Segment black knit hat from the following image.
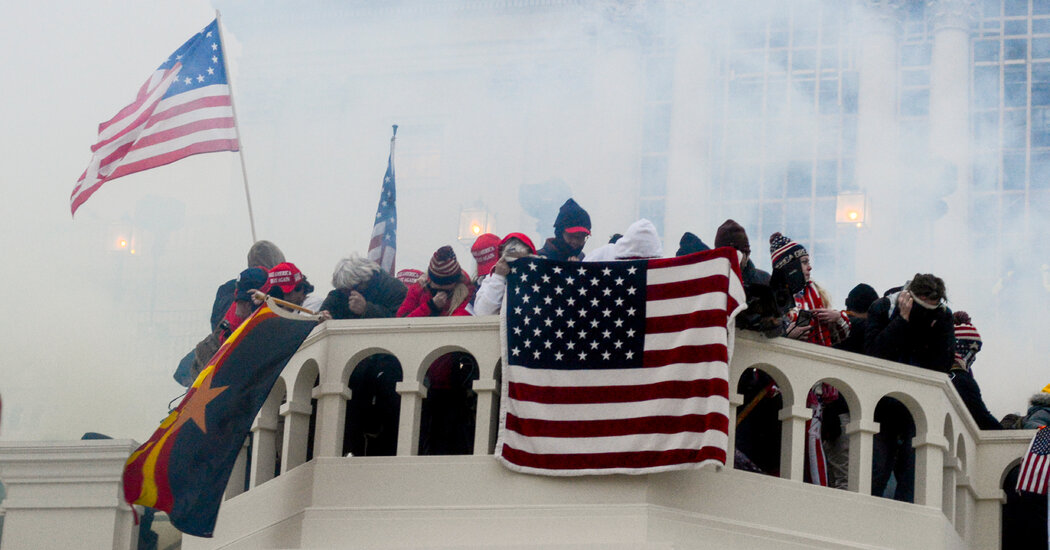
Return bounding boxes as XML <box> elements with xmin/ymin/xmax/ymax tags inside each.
<box><xmin>676</xmin><ymin>232</ymin><xmax>711</xmax><ymax>256</ymax></box>
<box><xmin>553</xmin><ymin>198</ymin><xmax>591</xmax><ymax>238</ymax></box>
<box><xmin>845</xmin><ymin>283</ymin><xmax>878</xmax><ymax>313</ymax></box>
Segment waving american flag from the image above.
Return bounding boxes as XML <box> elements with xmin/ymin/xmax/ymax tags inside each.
<box><xmin>71</xmin><ymin>19</ymin><xmax>238</xmax><ymax>215</ymax></box>
<box><xmin>496</xmin><ymin>247</ymin><xmax>746</xmax><ymax>475</ymax></box>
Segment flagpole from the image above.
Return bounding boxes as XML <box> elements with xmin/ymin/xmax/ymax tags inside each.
<box><xmin>215</xmin><ymin>9</ymin><xmax>258</xmax><ymax>244</ymax></box>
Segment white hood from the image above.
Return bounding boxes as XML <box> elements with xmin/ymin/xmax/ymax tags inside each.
<box><xmin>613</xmin><ymin>219</ymin><xmax>663</xmax><ymax>260</ymax></box>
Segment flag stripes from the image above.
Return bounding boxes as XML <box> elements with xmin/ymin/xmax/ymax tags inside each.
<box><xmin>497</xmin><ymin>248</ymin><xmax>746</xmax><ymax>476</ymax></box>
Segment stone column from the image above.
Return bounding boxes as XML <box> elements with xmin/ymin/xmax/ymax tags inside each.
<box><xmin>0</xmin><ymin>440</ymin><xmax>139</xmax><ymax>550</ymax></box>
<box><xmin>854</xmin><ymin>0</ymin><xmax>903</xmax><ymax>276</ymax></box>
<box><xmin>395</xmin><ymin>381</ymin><xmax>428</xmax><ymax>456</ymax></box>
<box><xmin>847</xmin><ymin>419</ymin><xmax>878</xmax><ymax>494</ymax></box>
<box><xmin>279</xmin><ymin>400</ymin><xmax>313</xmax><ymax>473</ymax></box>
<box><xmin>778</xmin><ymin>405</ymin><xmax>811</xmax><ymax>481</ymax></box>
<box><xmin>225</xmin><ymin>437</ymin><xmax>250</xmax><ymax>499</ymax></box>
<box><xmin>941</xmin><ymin>455</ymin><xmax>959</xmax><ymax>521</ymax></box>
<box><xmin>727</xmin><ymin>391</ymin><xmax>745</xmax><ymax>460</ymax></box>
<box><xmin>312</xmin><ymin>382</ymin><xmax>351</xmax><ymax>458</ymax></box>
<box><xmin>928</xmin><ymin>0</ymin><xmax>975</xmax><ymax>277</ymax></box>
<box><xmin>249</xmin><ymin>414</ymin><xmax>279</xmax><ymax>487</ymax></box>
<box><xmin>913</xmin><ymin>433</ymin><xmax>948</xmax><ymax>507</ymax></box>
<box><xmin>472</xmin><ymin>378</ymin><xmax>499</xmax><ymax>455</ymax></box>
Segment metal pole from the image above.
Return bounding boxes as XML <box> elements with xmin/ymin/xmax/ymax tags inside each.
<box><xmin>215</xmin><ymin>9</ymin><xmax>258</xmax><ymax>243</ymax></box>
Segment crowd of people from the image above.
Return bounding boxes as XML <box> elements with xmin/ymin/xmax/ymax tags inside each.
<box><xmin>182</xmin><ymin>197</ymin><xmax>1048</xmax><ymax>529</ymax></box>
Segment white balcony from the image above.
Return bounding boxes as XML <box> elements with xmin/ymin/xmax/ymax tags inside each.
<box><xmin>0</xmin><ymin>318</ymin><xmax>1038</xmax><ymax>549</ymax></box>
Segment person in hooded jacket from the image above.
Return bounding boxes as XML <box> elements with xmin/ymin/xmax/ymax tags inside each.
<box><xmin>210</xmin><ymin>240</ymin><xmax>285</xmax><ymax>330</ymax></box>
<box><xmin>610</xmin><ymin>218</ymin><xmax>662</xmax><ymax>260</ymax></box>
<box><xmin>537</xmin><ymin>198</ymin><xmax>591</xmax><ymax>261</ymax></box>
<box><xmin>863</xmin><ymin>274</ymin><xmax>955</xmax><ymax>372</ymax></box>
<box><xmin>834</xmin><ymin>283</ymin><xmax>879</xmax><ymax>354</ymax></box>
<box><xmin>1023</xmin><ymin>384</ymin><xmax>1050</xmax><ymax>429</ymax></box>
<box><xmin>398</xmin><ymin>246</ymin><xmax>474</xmax><ymax>317</ymax></box>
<box><xmin>582</xmin><ymin>233</ymin><xmax>623</xmax><ymax>262</ymax></box>
<box><xmin>676</xmin><ymin>231</ymin><xmax>710</xmax><ymax>256</ymax></box>
<box><xmin>716</xmin><ymin>220</ymin><xmax>770</xmax><ymax>286</ymax></box>
<box><xmin>472</xmin><ymin>233</ymin><xmax>536</xmax><ymax>316</ymax></box>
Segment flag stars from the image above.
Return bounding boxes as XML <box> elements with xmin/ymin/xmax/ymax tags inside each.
<box><xmin>555</xmin><ymin>307</ymin><xmax>564</xmax><ymax>317</ymax></box>
<box><xmin>566</xmin><ymin>319</ymin><xmax>576</xmax><ymax>328</ymax></box>
<box><xmin>577</xmin><ymin>308</ymin><xmax>587</xmax><ymax>317</ymax></box>
<box><xmin>614</xmin><ymin>340</ymin><xmax>623</xmax><ymax>349</ymax></box>
<box><xmin>602</xmin><ymin>351</ymin><xmax>611</xmax><ymax>360</ymax></box>
<box><xmin>512</xmin><ymin>347</ymin><xmax>520</xmax><ymax>356</ymax></box>
<box><xmin>590</xmin><ymin>341</ymin><xmax>599</xmax><ymax>350</ymax></box>
<box><xmin>196</xmin><ymin>74</ymin><xmax>204</xmax><ymax>82</ymax></box>
<box><xmin>542</xmin><ymin>274</ymin><xmax>550</xmax><ymax>283</ymax></box>
<box><xmin>566</xmin><ymin>341</ymin><xmax>576</xmax><ymax>350</ymax></box>
<box><xmin>543</xmin><ymin>296</ymin><xmax>552</xmax><ymax>305</ymax></box>
<box><xmin>578</xmin><ymin>351</ymin><xmax>588</xmax><ymax>360</ymax></box>
<box><xmin>552</xmin><ymin>266</ymin><xmax>562</xmax><ymax>275</ymax></box>
<box><xmin>211</xmin><ymin>42</ymin><xmax>218</xmax><ymax>50</ymax></box>
<box><xmin>533</xmin><ymin>350</ymin><xmax>542</xmax><ymax>359</ymax></box>
<box><xmin>544</xmin><ymin>318</ymin><xmax>553</xmax><ymax>327</ymax></box>
<box><xmin>520</xmin><ymin>273</ymin><xmax>529</xmax><ymax>282</ymax></box>
<box><xmin>522</xmin><ymin>295</ymin><xmax>531</xmax><ymax>304</ymax></box>
<box><xmin>528</xmin><ymin>262</ymin><xmax>538</xmax><ymax>271</ymax></box>
<box><xmin>615</xmin><ymin>297</ymin><xmax>624</xmax><ymax>306</ymax></box>
<box><xmin>578</xmin><ymin>329</ymin><xmax>588</xmax><ymax>339</ymax></box>
<box><xmin>590</xmin><ymin>298</ymin><xmax>599</xmax><ymax>307</ymax></box>
<box><xmin>533</xmin><ymin>327</ymin><xmax>542</xmax><ymax>337</ymax></box>
<box><xmin>626</xmin><ymin>307</ymin><xmax>636</xmax><ymax>316</ymax></box>
<box><xmin>602</xmin><ymin>267</ymin><xmax>612</xmax><ymax>276</ymax></box>
<box><xmin>602</xmin><ymin>309</ymin><xmax>612</xmax><ymax>318</ymax></box>
<box><xmin>627</xmin><ymin>266</ymin><xmax>638</xmax><ymax>275</ymax></box>
<box><xmin>532</xmin><ymin>284</ymin><xmax>540</xmax><ymax>293</ymax></box>
<box><xmin>554</xmin><ymin>286</ymin><xmax>564</xmax><ymax>295</ymax></box>
<box><xmin>590</xmin><ymin>319</ymin><xmax>599</xmax><ymax>328</ymax></box>
<box><xmin>614</xmin><ymin>277</ymin><xmax>624</xmax><ymax>285</ymax></box>
<box><xmin>626</xmin><ymin>329</ymin><xmax>636</xmax><ymax>338</ymax></box>
<box><xmin>566</xmin><ymin>276</ymin><xmax>575</xmax><ymax>286</ymax></box>
<box><xmin>567</xmin><ymin>297</ymin><xmax>576</xmax><ymax>306</ymax></box>
<box><xmin>590</xmin><ymin>277</ymin><xmax>600</xmax><ymax>286</ymax></box>
<box><xmin>544</xmin><ymin>340</ymin><xmax>552</xmax><ymax>349</ymax></box>
<box><xmin>578</xmin><ymin>267</ymin><xmax>587</xmax><ymax>276</ymax></box>
<box><xmin>602</xmin><ymin>330</ymin><xmax>611</xmax><ymax>338</ymax></box>
<box><xmin>554</xmin><ymin>329</ymin><xmax>564</xmax><ymax>339</ymax></box>
<box><xmin>183</xmin><ymin>77</ymin><xmax>192</xmax><ymax>84</ymax></box>
<box><xmin>522</xmin><ymin>316</ymin><xmax>531</xmax><ymax>325</ymax></box>
<box><xmin>513</xmin><ymin>327</ymin><xmax>522</xmax><ymax>336</ymax></box>
<box><xmin>533</xmin><ymin>306</ymin><xmax>542</xmax><ymax>315</ymax></box>
<box><xmin>602</xmin><ymin>288</ymin><xmax>612</xmax><ymax>296</ymax></box>
<box><xmin>614</xmin><ymin>319</ymin><xmax>624</xmax><ymax>327</ymax></box>
<box><xmin>554</xmin><ymin>351</ymin><xmax>564</xmax><ymax>360</ymax></box>
<box><xmin>627</xmin><ymin>287</ymin><xmax>637</xmax><ymax>295</ymax></box>
<box><xmin>578</xmin><ymin>287</ymin><xmax>587</xmax><ymax>296</ymax></box>
<box><xmin>625</xmin><ymin>351</ymin><xmax>635</xmax><ymax>360</ymax></box>
<box><xmin>523</xmin><ymin>339</ymin><xmax>532</xmax><ymax>348</ymax></box>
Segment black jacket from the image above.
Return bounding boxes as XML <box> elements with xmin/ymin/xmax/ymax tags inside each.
<box><xmin>537</xmin><ymin>237</ymin><xmax>585</xmax><ymax>261</ymax></box>
<box><xmin>834</xmin><ymin>314</ymin><xmax>867</xmax><ymax>354</ymax></box>
<box><xmin>321</xmin><ymin>269</ymin><xmax>407</xmax><ymax>320</ymax></box>
<box><xmin>949</xmin><ymin>368</ymin><xmax>1004</xmax><ymax>430</ymax></box>
<box><xmin>864</xmin><ymin>296</ymin><xmax>955</xmax><ymax>373</ymax></box>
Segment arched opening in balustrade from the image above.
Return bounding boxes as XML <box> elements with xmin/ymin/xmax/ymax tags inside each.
<box><xmin>1001</xmin><ymin>458</ymin><xmax>1048</xmax><ymax>550</ymax></box>
<box><xmin>305</xmin><ymin>375</ymin><xmax>319</xmax><ymax>462</ymax></box>
<box><xmin>871</xmin><ymin>395</ymin><xmax>918</xmax><ymax>503</ymax></box>
<box><xmin>343</xmin><ymin>353</ymin><xmax>402</xmax><ymax>457</ymax></box>
<box><xmin>941</xmin><ymin>414</ymin><xmax>955</xmax><ymax>520</ymax></box>
<box><xmin>954</xmin><ymin>436</ymin><xmax>967</xmax><ymax>533</ymax></box>
<box><xmin>419</xmin><ymin>351</ymin><xmax>479</xmax><ymax>455</ymax></box>
<box><xmin>805</xmin><ymin>378</ymin><xmax>855</xmax><ymax>491</ymax></box>
<box><xmin>734</xmin><ymin>365</ymin><xmax>790</xmax><ymax>477</ymax></box>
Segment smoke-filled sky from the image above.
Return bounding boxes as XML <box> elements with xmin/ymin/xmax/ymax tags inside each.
<box><xmin>0</xmin><ymin>0</ymin><xmax>1046</xmax><ymax>442</ymax></box>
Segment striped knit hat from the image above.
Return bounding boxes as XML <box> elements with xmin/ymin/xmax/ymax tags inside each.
<box><xmin>769</xmin><ymin>232</ymin><xmax>807</xmax><ymax>270</ymax></box>
<box><xmin>953</xmin><ymin>311</ymin><xmax>982</xmax><ymax>366</ymax></box>
<box><xmin>428</xmin><ymin>245</ymin><xmax>462</xmax><ymax>285</ymax></box>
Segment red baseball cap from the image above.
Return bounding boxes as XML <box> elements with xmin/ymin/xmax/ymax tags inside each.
<box><xmin>263</xmin><ymin>262</ymin><xmax>304</xmax><ymax>293</ymax></box>
<box><xmin>471</xmin><ymin>233</ymin><xmax>501</xmax><ymax>277</ymax></box>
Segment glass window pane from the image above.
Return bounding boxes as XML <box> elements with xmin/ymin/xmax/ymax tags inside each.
<box><xmin>974</xmin><ymin>111</ymin><xmax>1000</xmax><ymax>145</ymax></box>
<box><xmin>1034</xmin><ymin>37</ymin><xmax>1050</xmax><ymax>58</ymax></box>
<box><xmin>1032</xmin><ymin>108</ymin><xmax>1050</xmax><ymax>145</ymax></box>
<box><xmin>761</xmin><ymin>203</ymin><xmax>784</xmax><ymax>239</ymax></box>
<box><xmin>840</xmin><ymin>159</ymin><xmax>856</xmax><ymax>190</ymax></box>
<box><xmin>842</xmin><ymin>71</ymin><xmax>859</xmax><ymax>114</ymax></box>
<box><xmin>984</xmin><ymin>0</ymin><xmax>1002</xmax><ymax>17</ymax></box>
<box><xmin>1034</xmin><ymin>18</ymin><xmax>1050</xmax><ymax>33</ymax></box>
<box><xmin>901</xmin><ymin>89</ymin><xmax>930</xmax><ymax>116</ymax></box>
<box><xmin>1005</xmin><ymin>38</ymin><xmax>1028</xmax><ymax>60</ymax></box>
<box><xmin>792</xmin><ymin>49</ymin><xmax>816</xmax><ymax>71</ymax></box>
<box><xmin>1036</xmin><ymin>0</ymin><xmax>1050</xmax><ymax>14</ymax></box>
<box><xmin>973</xmin><ymin>157</ymin><xmax>999</xmax><ymax>191</ymax></box>
<box><xmin>783</xmin><ymin>205</ymin><xmax>811</xmax><ymax>241</ymax></box>
<box><xmin>1003</xmin><ymin>153</ymin><xmax>1027</xmax><ymax>189</ymax></box>
<box><xmin>814</xmin><ymin>198</ymin><xmax>836</xmax><ymax>237</ymax></box>
<box><xmin>1004</xmin><ymin>109</ymin><xmax>1028</xmax><ymax>147</ymax></box>
<box><xmin>1006</xmin><ymin>0</ymin><xmax>1030</xmax><ymax>16</ymax></box>
<box><xmin>794</xmin><ymin>29</ymin><xmax>818</xmax><ymax>48</ymax></box>
<box><xmin>729</xmin><ymin>79</ymin><xmax>764</xmax><ymax>117</ymax></box>
<box><xmin>1030</xmin><ymin>151</ymin><xmax>1050</xmax><ymax>186</ymax></box>
<box><xmin>763</xmin><ymin>163</ymin><xmax>786</xmax><ymax>199</ymax></box>
<box><xmin>725</xmin><ymin>163</ymin><xmax>760</xmax><ymax>200</ymax></box>
<box><xmin>974</xmin><ymin>66</ymin><xmax>1001</xmax><ymax>109</ymax></box>
<box><xmin>821</xmin><ymin>48</ymin><xmax>838</xmax><ymax>70</ymax></box>
<box><xmin>1004</xmin><ymin>65</ymin><xmax>1028</xmax><ymax>107</ymax></box>
<box><xmin>975</xmin><ymin>40</ymin><xmax>1002</xmax><ymax>62</ymax></box>
<box><xmin>902</xmin><ymin>43</ymin><xmax>931</xmax><ymax>67</ymax></box>
<box><xmin>1006</xmin><ymin>19</ymin><xmax>1029</xmax><ymax>35</ymax></box>
<box><xmin>815</xmin><ymin>160</ymin><xmax>837</xmax><ymax>196</ymax></box>
<box><xmin>770</xmin><ymin>31</ymin><xmax>788</xmax><ymax>48</ymax></box>
<box><xmin>819</xmin><ymin>83</ymin><xmax>839</xmax><ymax>114</ymax></box>
<box><xmin>787</xmin><ymin>161</ymin><xmax>812</xmax><ymax>198</ymax></box>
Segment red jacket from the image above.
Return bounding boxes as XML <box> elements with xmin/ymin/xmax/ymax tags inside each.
<box><xmin>397</xmin><ymin>280</ymin><xmax>474</xmax><ymax>317</ymax></box>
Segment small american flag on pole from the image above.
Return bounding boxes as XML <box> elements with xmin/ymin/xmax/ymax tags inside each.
<box><xmin>1017</xmin><ymin>426</ymin><xmax>1050</xmax><ymax>495</ymax></box>
<box><xmin>496</xmin><ymin>247</ymin><xmax>746</xmax><ymax>475</ymax></box>
<box><xmin>367</xmin><ymin>126</ymin><xmax>398</xmax><ymax>274</ymax></box>
<box><xmin>71</xmin><ymin>19</ymin><xmax>239</xmax><ymax>216</ymax></box>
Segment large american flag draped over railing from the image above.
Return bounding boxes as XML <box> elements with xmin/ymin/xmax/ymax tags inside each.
<box><xmin>367</xmin><ymin>126</ymin><xmax>398</xmax><ymax>274</ymax></box>
<box><xmin>70</xmin><ymin>19</ymin><xmax>239</xmax><ymax>216</ymax></box>
<box><xmin>496</xmin><ymin>247</ymin><xmax>747</xmax><ymax>475</ymax></box>
<box><xmin>1017</xmin><ymin>426</ymin><xmax>1050</xmax><ymax>495</ymax></box>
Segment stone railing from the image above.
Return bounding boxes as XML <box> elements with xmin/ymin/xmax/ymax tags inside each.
<box><xmin>229</xmin><ymin>317</ymin><xmax>1033</xmax><ymax>548</ymax></box>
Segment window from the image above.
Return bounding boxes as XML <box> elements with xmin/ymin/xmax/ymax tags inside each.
<box><xmin>975</xmin><ymin>40</ymin><xmax>1002</xmax><ymax>62</ymax></box>
<box><xmin>1006</xmin><ymin>19</ymin><xmax>1029</xmax><ymax>35</ymax></box>
<box><xmin>1003</xmin><ymin>152</ymin><xmax>1027</xmax><ymax>189</ymax></box>
<box><xmin>787</xmin><ymin>161</ymin><xmax>812</xmax><ymax>198</ymax></box>
<box><xmin>1005</xmin><ymin>0</ymin><xmax>1030</xmax><ymax>16</ymax></box>
<box><xmin>640</xmin><ymin>156</ymin><xmax>668</xmax><ymax>197</ymax></box>
<box><xmin>816</xmin><ymin>160</ymin><xmax>837</xmax><ymax>196</ymax></box>
<box><xmin>1031</xmin><ymin>108</ymin><xmax>1050</xmax><ymax>145</ymax></box>
<box><xmin>1005</xmin><ymin>38</ymin><xmax>1028</xmax><ymax>61</ymax></box>
<box><xmin>974</xmin><ymin>66</ymin><xmax>1001</xmax><ymax>109</ymax></box>
<box><xmin>901</xmin><ymin>89</ymin><xmax>930</xmax><ymax>116</ymax></box>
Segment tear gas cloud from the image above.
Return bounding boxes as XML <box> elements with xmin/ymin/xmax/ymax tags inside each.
<box><xmin>0</xmin><ymin>0</ymin><xmax>1045</xmax><ymax>441</ymax></box>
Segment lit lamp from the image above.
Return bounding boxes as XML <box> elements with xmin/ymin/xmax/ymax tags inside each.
<box><xmin>110</xmin><ymin>224</ymin><xmax>135</xmax><ymax>253</ymax></box>
<box><xmin>458</xmin><ymin>206</ymin><xmax>493</xmax><ymax>243</ymax></box>
<box><xmin>836</xmin><ymin>192</ymin><xmax>867</xmax><ymax>228</ymax></box>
